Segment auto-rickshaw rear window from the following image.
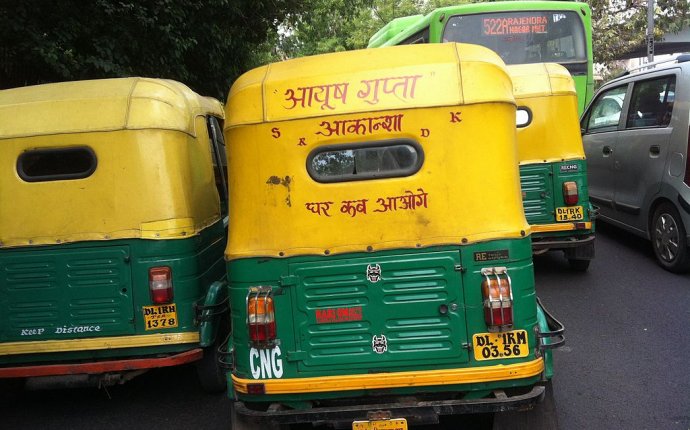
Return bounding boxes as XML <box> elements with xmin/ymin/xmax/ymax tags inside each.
<box><xmin>17</xmin><ymin>147</ymin><xmax>97</xmax><ymax>182</ymax></box>
<box><xmin>307</xmin><ymin>140</ymin><xmax>423</xmax><ymax>183</ymax></box>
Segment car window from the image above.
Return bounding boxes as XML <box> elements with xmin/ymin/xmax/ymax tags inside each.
<box><xmin>626</xmin><ymin>75</ymin><xmax>675</xmax><ymax>129</ymax></box>
<box><xmin>584</xmin><ymin>85</ymin><xmax>627</xmax><ymax>132</ymax></box>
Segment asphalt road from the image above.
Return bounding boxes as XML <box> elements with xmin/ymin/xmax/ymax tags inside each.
<box><xmin>1</xmin><ymin>223</ymin><xmax>688</xmax><ymax>430</ymax></box>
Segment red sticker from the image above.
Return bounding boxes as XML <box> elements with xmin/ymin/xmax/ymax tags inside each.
<box><xmin>315</xmin><ymin>306</ymin><xmax>363</xmax><ymax>324</ymax></box>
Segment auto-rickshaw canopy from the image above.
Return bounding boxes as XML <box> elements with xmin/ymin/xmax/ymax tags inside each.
<box><xmin>508</xmin><ymin>63</ymin><xmax>585</xmax><ymax>164</ymax></box>
<box><xmin>224</xmin><ymin>43</ymin><xmax>529</xmax><ymax>260</ymax></box>
<box><xmin>0</xmin><ymin>78</ymin><xmax>224</xmax><ymax>248</ymax></box>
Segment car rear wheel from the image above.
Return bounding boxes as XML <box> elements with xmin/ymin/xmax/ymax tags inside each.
<box><xmin>651</xmin><ymin>203</ymin><xmax>690</xmax><ymax>273</ymax></box>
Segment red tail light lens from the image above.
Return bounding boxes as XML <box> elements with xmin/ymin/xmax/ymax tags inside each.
<box><xmin>562</xmin><ymin>181</ymin><xmax>579</xmax><ymax>206</ymax></box>
<box><xmin>149</xmin><ymin>266</ymin><xmax>173</xmax><ymax>304</ymax></box>
<box><xmin>247</xmin><ymin>287</ymin><xmax>276</xmax><ymax>345</ymax></box>
<box><xmin>481</xmin><ymin>267</ymin><xmax>513</xmax><ymax>332</ymax></box>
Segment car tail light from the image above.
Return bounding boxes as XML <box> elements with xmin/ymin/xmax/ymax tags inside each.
<box><xmin>247</xmin><ymin>287</ymin><xmax>276</xmax><ymax>346</ymax></box>
<box><xmin>149</xmin><ymin>266</ymin><xmax>173</xmax><ymax>304</ymax></box>
<box><xmin>481</xmin><ymin>267</ymin><xmax>513</xmax><ymax>332</ymax></box>
<box><xmin>562</xmin><ymin>181</ymin><xmax>579</xmax><ymax>206</ymax></box>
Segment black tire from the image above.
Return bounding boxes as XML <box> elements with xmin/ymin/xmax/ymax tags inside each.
<box><xmin>492</xmin><ymin>381</ymin><xmax>559</xmax><ymax>430</ymax></box>
<box><xmin>651</xmin><ymin>203</ymin><xmax>690</xmax><ymax>273</ymax></box>
<box><xmin>195</xmin><ymin>344</ymin><xmax>226</xmax><ymax>393</ymax></box>
<box><xmin>567</xmin><ymin>258</ymin><xmax>590</xmax><ymax>272</ymax></box>
<box><xmin>195</xmin><ymin>316</ymin><xmax>230</xmax><ymax>393</ymax></box>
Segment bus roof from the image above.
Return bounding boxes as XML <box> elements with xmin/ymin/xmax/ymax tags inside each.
<box><xmin>368</xmin><ymin>1</ymin><xmax>592</xmax><ymax>48</ymax></box>
<box><xmin>0</xmin><ymin>77</ymin><xmax>223</xmax><ymax>140</ymax></box>
<box><xmin>225</xmin><ymin>43</ymin><xmax>514</xmax><ymax>128</ymax></box>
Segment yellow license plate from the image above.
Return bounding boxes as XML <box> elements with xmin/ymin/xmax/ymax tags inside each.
<box><xmin>556</xmin><ymin>205</ymin><xmax>584</xmax><ymax>221</ymax></box>
<box><xmin>142</xmin><ymin>304</ymin><xmax>178</xmax><ymax>331</ymax></box>
<box><xmin>472</xmin><ymin>330</ymin><xmax>529</xmax><ymax>361</ymax></box>
<box><xmin>353</xmin><ymin>419</ymin><xmax>407</xmax><ymax>430</ymax></box>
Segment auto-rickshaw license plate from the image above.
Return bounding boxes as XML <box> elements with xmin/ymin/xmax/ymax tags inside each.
<box><xmin>353</xmin><ymin>418</ymin><xmax>407</xmax><ymax>430</ymax></box>
<box><xmin>472</xmin><ymin>330</ymin><xmax>529</xmax><ymax>361</ymax></box>
<box><xmin>142</xmin><ymin>304</ymin><xmax>178</xmax><ymax>330</ymax></box>
<box><xmin>556</xmin><ymin>205</ymin><xmax>584</xmax><ymax>221</ymax></box>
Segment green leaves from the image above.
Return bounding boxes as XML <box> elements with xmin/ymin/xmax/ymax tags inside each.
<box><xmin>0</xmin><ymin>0</ymin><xmax>305</xmax><ymax>99</ymax></box>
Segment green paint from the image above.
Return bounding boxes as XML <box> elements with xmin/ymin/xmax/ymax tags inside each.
<box><xmin>227</xmin><ymin>239</ymin><xmax>549</xmax><ymax>402</ymax></box>
<box><xmin>0</xmin><ymin>220</ymin><xmax>226</xmax><ymax>364</ymax></box>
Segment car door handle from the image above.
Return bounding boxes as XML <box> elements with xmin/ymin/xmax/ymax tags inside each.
<box><xmin>603</xmin><ymin>146</ymin><xmax>613</xmax><ymax>156</ymax></box>
<box><xmin>650</xmin><ymin>145</ymin><xmax>660</xmax><ymax>156</ymax></box>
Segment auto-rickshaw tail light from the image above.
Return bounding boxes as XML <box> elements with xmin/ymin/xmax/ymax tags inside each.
<box><xmin>481</xmin><ymin>267</ymin><xmax>513</xmax><ymax>332</ymax></box>
<box><xmin>247</xmin><ymin>287</ymin><xmax>276</xmax><ymax>346</ymax></box>
<box><xmin>149</xmin><ymin>266</ymin><xmax>173</xmax><ymax>304</ymax></box>
<box><xmin>562</xmin><ymin>181</ymin><xmax>579</xmax><ymax>206</ymax></box>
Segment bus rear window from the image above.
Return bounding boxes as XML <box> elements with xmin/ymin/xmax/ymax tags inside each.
<box><xmin>307</xmin><ymin>140</ymin><xmax>423</xmax><ymax>183</ymax></box>
<box><xmin>443</xmin><ymin>11</ymin><xmax>587</xmax><ymax>65</ymax></box>
<box><xmin>17</xmin><ymin>147</ymin><xmax>97</xmax><ymax>182</ymax></box>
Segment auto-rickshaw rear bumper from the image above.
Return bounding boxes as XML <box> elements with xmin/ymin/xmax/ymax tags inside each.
<box><xmin>0</xmin><ymin>348</ymin><xmax>202</xmax><ymax>379</ymax></box>
<box><xmin>234</xmin><ymin>382</ymin><xmax>547</xmax><ymax>427</ymax></box>
<box><xmin>531</xmin><ymin>230</ymin><xmax>595</xmax><ymax>253</ymax></box>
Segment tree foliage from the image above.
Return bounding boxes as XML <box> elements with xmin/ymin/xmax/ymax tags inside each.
<box><xmin>590</xmin><ymin>0</ymin><xmax>690</xmax><ymax>65</ymax></box>
<box><xmin>2</xmin><ymin>0</ymin><xmax>689</xmax><ymax>98</ymax></box>
<box><xmin>0</xmin><ymin>0</ymin><xmax>305</xmax><ymax>99</ymax></box>
<box><xmin>279</xmin><ymin>0</ymin><xmax>689</xmax><ymax>68</ymax></box>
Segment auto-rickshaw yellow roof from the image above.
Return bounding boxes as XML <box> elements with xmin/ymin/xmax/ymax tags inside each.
<box><xmin>0</xmin><ymin>77</ymin><xmax>223</xmax><ymax>139</ymax></box>
<box><xmin>507</xmin><ymin>63</ymin><xmax>576</xmax><ymax>99</ymax></box>
<box><xmin>507</xmin><ymin>63</ymin><xmax>584</xmax><ymax>164</ymax></box>
<box><xmin>225</xmin><ymin>43</ymin><xmax>515</xmax><ymax>127</ymax></box>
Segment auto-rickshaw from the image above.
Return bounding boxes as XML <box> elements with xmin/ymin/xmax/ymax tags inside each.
<box><xmin>508</xmin><ymin>63</ymin><xmax>596</xmax><ymax>271</ymax></box>
<box><xmin>223</xmin><ymin>43</ymin><xmax>564</xmax><ymax>428</ymax></box>
<box><xmin>0</xmin><ymin>77</ymin><xmax>229</xmax><ymax>392</ymax></box>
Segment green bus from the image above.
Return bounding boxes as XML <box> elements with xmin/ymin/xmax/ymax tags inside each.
<box><xmin>368</xmin><ymin>1</ymin><xmax>594</xmax><ymax>114</ymax></box>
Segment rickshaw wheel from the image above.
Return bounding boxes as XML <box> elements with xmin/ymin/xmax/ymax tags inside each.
<box><xmin>196</xmin><ymin>316</ymin><xmax>230</xmax><ymax>393</ymax></box>
<box><xmin>492</xmin><ymin>380</ymin><xmax>559</xmax><ymax>430</ymax></box>
<box><xmin>567</xmin><ymin>258</ymin><xmax>590</xmax><ymax>272</ymax></box>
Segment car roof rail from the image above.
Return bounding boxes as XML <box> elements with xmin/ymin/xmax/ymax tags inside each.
<box><xmin>623</xmin><ymin>53</ymin><xmax>690</xmax><ymax>75</ymax></box>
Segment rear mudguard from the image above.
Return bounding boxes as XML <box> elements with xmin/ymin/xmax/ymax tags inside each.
<box><xmin>197</xmin><ymin>280</ymin><xmax>229</xmax><ymax>347</ymax></box>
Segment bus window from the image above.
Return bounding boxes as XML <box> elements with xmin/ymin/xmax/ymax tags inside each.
<box><xmin>443</xmin><ymin>11</ymin><xmax>587</xmax><ymax>70</ymax></box>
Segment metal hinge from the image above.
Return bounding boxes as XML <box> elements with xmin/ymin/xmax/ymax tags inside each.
<box><xmin>286</xmin><ymin>350</ymin><xmax>307</xmax><ymax>362</ymax></box>
<box><xmin>279</xmin><ymin>275</ymin><xmax>299</xmax><ymax>287</ymax></box>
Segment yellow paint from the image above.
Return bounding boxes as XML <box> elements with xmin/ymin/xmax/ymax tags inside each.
<box><xmin>226</xmin><ymin>44</ymin><xmax>513</xmax><ymax>126</ymax></box>
<box><xmin>507</xmin><ymin>63</ymin><xmax>585</xmax><ymax>165</ymax></box>
<box><xmin>224</xmin><ymin>44</ymin><xmax>530</xmax><ymax>260</ymax></box>
<box><xmin>232</xmin><ymin>357</ymin><xmax>544</xmax><ymax>394</ymax></box>
<box><xmin>0</xmin><ymin>78</ymin><xmax>224</xmax><ymax>248</ymax></box>
<box><xmin>530</xmin><ymin>221</ymin><xmax>592</xmax><ymax>233</ymax></box>
<box><xmin>0</xmin><ymin>332</ymin><xmax>200</xmax><ymax>356</ymax></box>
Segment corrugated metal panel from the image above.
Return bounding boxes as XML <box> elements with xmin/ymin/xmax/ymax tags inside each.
<box><xmin>0</xmin><ymin>246</ymin><xmax>134</xmax><ymax>342</ymax></box>
<box><xmin>290</xmin><ymin>252</ymin><xmax>469</xmax><ymax>371</ymax></box>
<box><xmin>520</xmin><ymin>164</ymin><xmax>555</xmax><ymax>224</ymax></box>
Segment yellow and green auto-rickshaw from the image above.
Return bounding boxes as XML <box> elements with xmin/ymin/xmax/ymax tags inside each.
<box><xmin>0</xmin><ymin>78</ymin><xmax>229</xmax><ymax>391</ymax></box>
<box><xmin>222</xmin><ymin>43</ymin><xmax>564</xmax><ymax>429</ymax></box>
<box><xmin>508</xmin><ymin>63</ymin><xmax>596</xmax><ymax>271</ymax></box>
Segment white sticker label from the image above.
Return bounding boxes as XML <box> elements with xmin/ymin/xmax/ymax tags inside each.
<box><xmin>366</xmin><ymin>264</ymin><xmax>382</xmax><ymax>283</ymax></box>
<box><xmin>372</xmin><ymin>334</ymin><xmax>388</xmax><ymax>354</ymax></box>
